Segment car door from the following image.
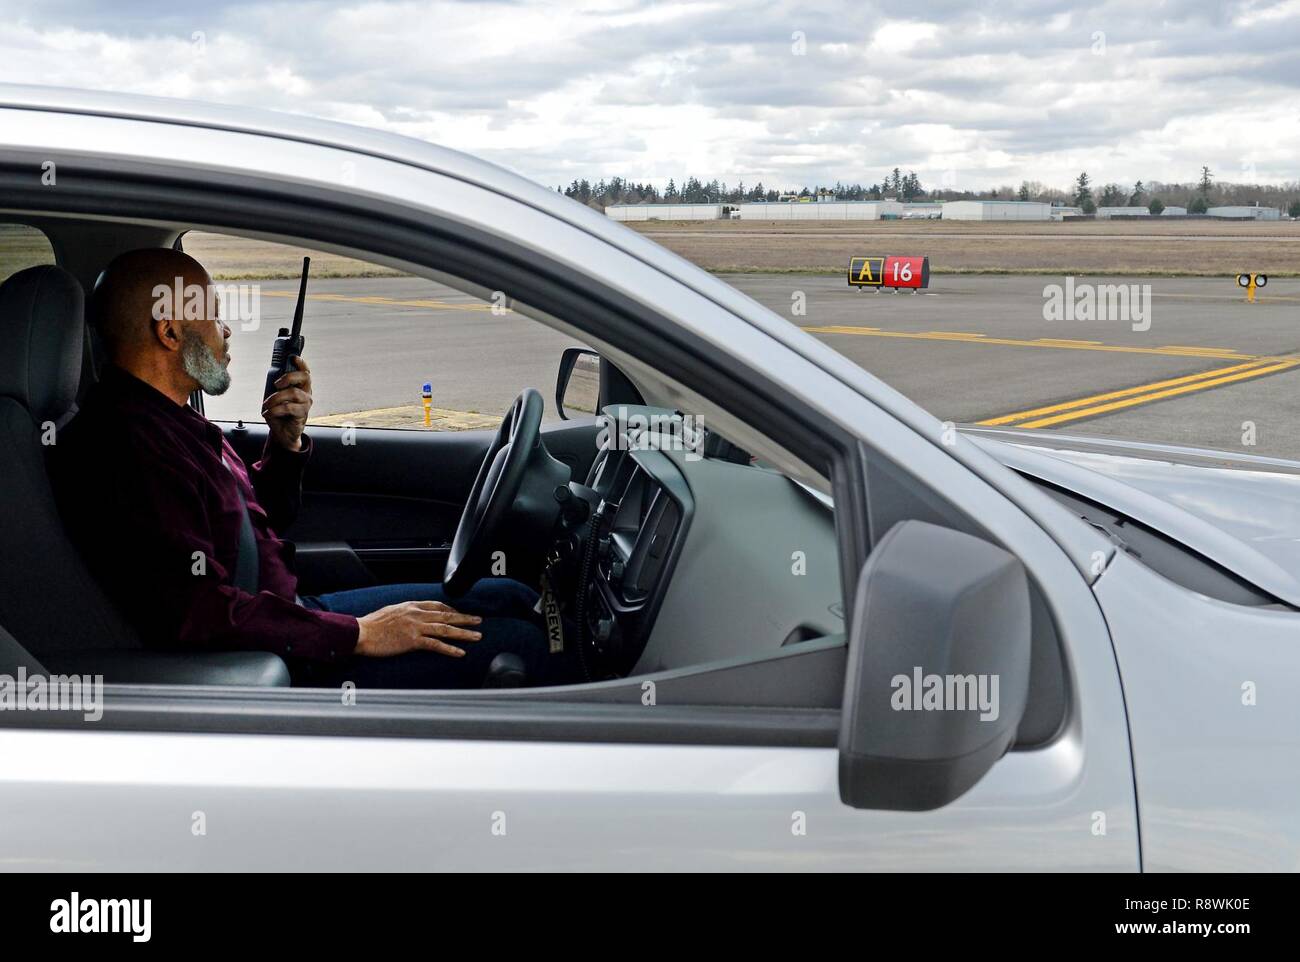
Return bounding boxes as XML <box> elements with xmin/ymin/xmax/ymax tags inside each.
<box><xmin>0</xmin><ymin>481</ymin><xmax>1138</xmax><ymax>871</ymax></box>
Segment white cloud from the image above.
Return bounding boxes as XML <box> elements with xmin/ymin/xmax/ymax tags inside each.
<box><xmin>869</xmin><ymin>21</ymin><xmax>939</xmax><ymax>54</ymax></box>
<box><xmin>0</xmin><ymin>0</ymin><xmax>1296</xmax><ymax>192</ymax></box>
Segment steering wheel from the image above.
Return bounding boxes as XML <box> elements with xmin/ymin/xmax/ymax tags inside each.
<box><xmin>442</xmin><ymin>388</ymin><xmax>570</xmax><ymax>595</ymax></box>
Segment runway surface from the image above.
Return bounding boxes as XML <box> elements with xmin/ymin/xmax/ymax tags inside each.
<box><xmin>202</xmin><ymin>273</ymin><xmax>1300</xmax><ymax>461</ymax></box>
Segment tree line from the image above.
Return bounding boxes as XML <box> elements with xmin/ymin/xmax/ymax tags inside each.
<box><xmin>561</xmin><ymin>167</ymin><xmax>1300</xmax><ymax>217</ymax></box>
<box><xmin>558</xmin><ymin>168</ymin><xmax>926</xmax><ymax>207</ymax></box>
<box><xmin>1066</xmin><ymin>168</ymin><xmax>1300</xmax><ymax>216</ymax></box>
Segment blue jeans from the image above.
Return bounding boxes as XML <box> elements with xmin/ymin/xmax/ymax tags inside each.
<box><xmin>299</xmin><ymin>579</ymin><xmax>580</xmax><ymax>689</ymax></box>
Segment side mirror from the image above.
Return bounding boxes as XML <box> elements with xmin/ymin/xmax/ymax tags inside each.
<box><xmin>556</xmin><ymin>348</ymin><xmax>600</xmax><ymax>420</ymax></box>
<box><xmin>839</xmin><ymin>520</ymin><xmax>1032</xmax><ymax>811</ymax></box>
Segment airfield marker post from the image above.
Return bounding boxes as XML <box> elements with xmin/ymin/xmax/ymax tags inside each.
<box><xmin>1236</xmin><ymin>272</ymin><xmax>1268</xmax><ymax>303</ymax></box>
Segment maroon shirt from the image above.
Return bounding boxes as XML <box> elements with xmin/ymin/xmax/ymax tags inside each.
<box><xmin>50</xmin><ymin>365</ymin><xmax>358</xmax><ymax>663</ymax></box>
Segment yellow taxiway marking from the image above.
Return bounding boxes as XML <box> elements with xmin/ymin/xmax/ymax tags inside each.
<box><xmin>805</xmin><ymin>325</ymin><xmax>1256</xmax><ymax>360</ymax></box>
<box><xmin>263</xmin><ymin>290</ymin><xmax>508</xmax><ymax>313</ymax></box>
<box><xmin>1157</xmin><ymin>344</ymin><xmax>1240</xmax><ymax>353</ymax></box>
<box><xmin>980</xmin><ymin>355</ymin><xmax>1300</xmax><ymax>428</ymax></box>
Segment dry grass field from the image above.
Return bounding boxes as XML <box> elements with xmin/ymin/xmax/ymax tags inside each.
<box><xmin>5</xmin><ymin>220</ymin><xmax>1298</xmax><ymax>280</ymax></box>
<box><xmin>627</xmin><ymin>217</ymin><xmax>1300</xmax><ymax>276</ymax></box>
<box><xmin>182</xmin><ymin>231</ymin><xmax>405</xmax><ymax>279</ymax></box>
<box><xmin>0</xmin><ymin>225</ymin><xmax>405</xmax><ymax>281</ymax></box>
<box><xmin>0</xmin><ymin>224</ymin><xmax>58</xmax><ymax>279</ymax></box>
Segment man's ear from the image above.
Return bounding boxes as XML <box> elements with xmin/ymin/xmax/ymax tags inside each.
<box><xmin>153</xmin><ymin>315</ymin><xmax>184</xmax><ymax>353</ymax></box>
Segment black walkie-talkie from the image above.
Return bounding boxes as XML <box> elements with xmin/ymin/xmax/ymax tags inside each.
<box><xmin>264</xmin><ymin>256</ymin><xmax>310</xmax><ymax>404</ymax></box>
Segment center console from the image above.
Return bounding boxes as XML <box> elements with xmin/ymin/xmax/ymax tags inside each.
<box><xmin>550</xmin><ymin>430</ymin><xmax>693</xmax><ymax>680</ymax></box>
<box><xmin>582</xmin><ymin>448</ymin><xmax>692</xmax><ymax>675</ymax></box>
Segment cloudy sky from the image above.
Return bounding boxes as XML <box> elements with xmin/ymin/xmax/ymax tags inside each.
<box><xmin>2</xmin><ymin>0</ymin><xmax>1298</xmax><ymax>193</ymax></box>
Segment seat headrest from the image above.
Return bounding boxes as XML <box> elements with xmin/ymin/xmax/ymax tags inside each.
<box><xmin>0</xmin><ymin>265</ymin><xmax>85</xmax><ymax>423</ymax></box>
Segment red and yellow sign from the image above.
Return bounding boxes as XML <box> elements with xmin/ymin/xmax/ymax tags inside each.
<box><xmin>848</xmin><ymin>256</ymin><xmax>930</xmax><ymax>289</ymax></box>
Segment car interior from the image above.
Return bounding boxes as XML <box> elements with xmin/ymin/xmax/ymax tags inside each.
<box><xmin>0</xmin><ymin>219</ymin><xmax>847</xmax><ymax>693</ymax></box>
<box><xmin>0</xmin><ymin>212</ymin><xmax>1068</xmax><ymax>750</ymax></box>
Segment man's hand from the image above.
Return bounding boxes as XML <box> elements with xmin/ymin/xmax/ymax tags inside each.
<box><xmin>263</xmin><ymin>356</ymin><xmax>313</xmax><ymax>452</ymax></box>
<box><xmin>355</xmin><ymin>600</ymin><xmax>483</xmax><ymax>657</ymax></box>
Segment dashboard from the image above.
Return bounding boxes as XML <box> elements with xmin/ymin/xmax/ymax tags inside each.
<box><xmin>574</xmin><ymin>444</ymin><xmax>692</xmax><ymax>677</ymax></box>
<box><xmin>551</xmin><ymin>407</ymin><xmax>844</xmax><ymax>681</ymax></box>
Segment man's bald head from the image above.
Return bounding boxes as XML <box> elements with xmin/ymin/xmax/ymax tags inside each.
<box><xmin>92</xmin><ymin>248</ymin><xmax>213</xmax><ymax>356</ymax></box>
<box><xmin>90</xmin><ymin>248</ymin><xmax>233</xmax><ymax>402</ymax></box>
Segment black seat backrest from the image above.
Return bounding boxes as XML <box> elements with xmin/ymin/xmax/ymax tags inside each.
<box><xmin>0</xmin><ymin>266</ymin><xmax>142</xmax><ymax>658</ymax></box>
<box><xmin>0</xmin><ymin>624</ymin><xmax>46</xmax><ymax>675</ymax></box>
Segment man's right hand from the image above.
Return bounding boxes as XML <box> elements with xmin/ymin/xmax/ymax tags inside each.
<box><xmin>354</xmin><ymin>600</ymin><xmax>483</xmax><ymax>657</ymax></box>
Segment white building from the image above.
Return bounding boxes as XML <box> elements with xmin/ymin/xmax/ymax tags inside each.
<box><xmin>1095</xmin><ymin>205</ymin><xmax>1186</xmax><ymax>218</ymax></box>
<box><xmin>901</xmin><ymin>202</ymin><xmax>943</xmax><ymax>219</ymax></box>
<box><xmin>738</xmin><ymin>200</ymin><xmax>905</xmax><ymax>220</ymax></box>
<box><xmin>940</xmin><ymin>200</ymin><xmax>1052</xmax><ymax>221</ymax></box>
<box><xmin>1050</xmin><ymin>206</ymin><xmax>1083</xmax><ymax>221</ymax></box>
<box><xmin>1207</xmin><ymin>205</ymin><xmax>1282</xmax><ymax>221</ymax></box>
<box><xmin>605</xmin><ymin>203</ymin><xmax>724</xmax><ymax>221</ymax></box>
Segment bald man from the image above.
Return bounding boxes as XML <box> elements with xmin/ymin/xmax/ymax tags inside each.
<box><xmin>51</xmin><ymin>248</ymin><xmax>577</xmax><ymax>689</ymax></box>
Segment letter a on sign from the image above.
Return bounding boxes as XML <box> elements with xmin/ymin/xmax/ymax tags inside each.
<box><xmin>848</xmin><ymin>257</ymin><xmax>885</xmax><ymax>287</ymax></box>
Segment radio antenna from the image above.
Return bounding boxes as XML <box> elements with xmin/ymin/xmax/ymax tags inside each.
<box><xmin>289</xmin><ymin>256</ymin><xmax>310</xmax><ymax>339</ymax></box>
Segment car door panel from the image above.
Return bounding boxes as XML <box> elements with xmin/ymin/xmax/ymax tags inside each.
<box><xmin>220</xmin><ymin>419</ymin><xmax>599</xmax><ymax>590</ymax></box>
<box><xmin>0</xmin><ymin>712</ymin><xmax>1137</xmax><ymax>870</ymax></box>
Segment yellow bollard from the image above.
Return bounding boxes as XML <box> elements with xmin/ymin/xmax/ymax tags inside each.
<box><xmin>422</xmin><ymin>382</ymin><xmax>432</xmax><ymax>426</ymax></box>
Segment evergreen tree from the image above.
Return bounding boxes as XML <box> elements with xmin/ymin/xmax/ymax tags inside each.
<box><xmin>1099</xmin><ymin>183</ymin><xmax>1126</xmax><ymax>207</ymax></box>
<box><xmin>1073</xmin><ymin>172</ymin><xmax>1092</xmax><ymax>207</ymax></box>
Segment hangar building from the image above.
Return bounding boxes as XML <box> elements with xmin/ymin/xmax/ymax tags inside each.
<box><xmin>1208</xmin><ymin>205</ymin><xmax>1282</xmax><ymax>220</ymax></box>
<box><xmin>1096</xmin><ymin>206</ymin><xmax>1187</xmax><ymax>218</ymax></box>
<box><xmin>737</xmin><ymin>200</ymin><xmax>906</xmax><ymax>220</ymax></box>
<box><xmin>940</xmin><ymin>200</ymin><xmax>1052</xmax><ymax>221</ymax></box>
<box><xmin>605</xmin><ymin>203</ymin><xmax>724</xmax><ymax>221</ymax></box>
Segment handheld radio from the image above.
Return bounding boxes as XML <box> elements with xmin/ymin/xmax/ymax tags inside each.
<box><xmin>264</xmin><ymin>256</ymin><xmax>310</xmax><ymax>404</ymax></box>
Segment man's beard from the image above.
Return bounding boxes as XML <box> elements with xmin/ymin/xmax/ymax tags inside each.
<box><xmin>181</xmin><ymin>335</ymin><xmax>231</xmax><ymax>396</ymax></box>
